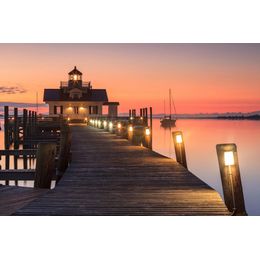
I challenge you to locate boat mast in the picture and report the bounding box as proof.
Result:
[169,88,172,119]
[172,93,177,119]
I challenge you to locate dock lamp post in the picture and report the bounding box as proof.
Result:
[128,125,134,141]
[108,121,114,132]
[103,120,108,129]
[143,127,152,149]
[172,131,187,169]
[216,144,247,215]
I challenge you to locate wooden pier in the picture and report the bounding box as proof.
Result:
[13,125,229,216]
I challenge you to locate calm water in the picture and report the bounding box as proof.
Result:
[0,118,259,215]
[152,118,260,216]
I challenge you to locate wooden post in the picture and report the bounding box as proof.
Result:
[149,107,153,149]
[34,143,56,189]
[4,106,10,150]
[172,131,187,168]
[4,106,10,185]
[14,108,19,184]
[140,108,143,117]
[28,110,32,140]
[23,109,28,169]
[31,111,35,135]
[23,109,28,143]
[14,108,19,149]
[216,143,247,215]
[143,108,147,126]
[129,109,132,118]
[133,109,136,117]
[34,111,37,134]
[127,125,133,142]
[132,126,144,146]
[143,127,152,149]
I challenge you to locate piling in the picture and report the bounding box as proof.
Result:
[149,107,153,149]
[34,143,56,189]
[172,131,187,168]
[216,143,247,215]
[23,109,28,169]
[4,106,10,184]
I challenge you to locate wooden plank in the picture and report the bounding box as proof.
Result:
[0,149,37,156]
[14,125,229,216]
[0,185,47,216]
[0,170,35,180]
[0,170,57,181]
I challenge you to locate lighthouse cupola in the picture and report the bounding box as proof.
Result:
[68,66,83,88]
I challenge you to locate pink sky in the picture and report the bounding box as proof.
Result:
[0,44,260,114]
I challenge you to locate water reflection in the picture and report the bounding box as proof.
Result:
[152,118,260,216]
[0,118,259,215]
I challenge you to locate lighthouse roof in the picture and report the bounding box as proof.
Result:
[68,66,82,75]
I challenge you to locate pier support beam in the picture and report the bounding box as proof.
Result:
[172,131,187,169]
[216,143,247,215]
[34,143,56,189]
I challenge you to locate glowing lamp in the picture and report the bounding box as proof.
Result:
[67,117,70,121]
[145,128,151,136]
[176,134,183,144]
[140,117,143,120]
[117,123,122,129]
[130,116,134,120]
[73,74,78,80]
[109,122,113,128]
[103,121,107,127]
[129,126,133,132]
[224,151,235,166]
[79,106,84,110]
[84,117,87,122]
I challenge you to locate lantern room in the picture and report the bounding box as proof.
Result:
[68,66,83,88]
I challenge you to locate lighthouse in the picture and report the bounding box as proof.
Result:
[43,66,119,122]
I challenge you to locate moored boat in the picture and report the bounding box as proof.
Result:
[160,88,177,128]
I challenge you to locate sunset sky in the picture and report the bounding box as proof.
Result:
[0,43,260,114]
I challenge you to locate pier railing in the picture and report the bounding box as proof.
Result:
[60,81,92,89]
[88,107,153,149]
[0,106,71,188]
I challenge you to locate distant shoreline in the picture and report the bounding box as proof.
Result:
[1,115,260,121]
[153,115,260,120]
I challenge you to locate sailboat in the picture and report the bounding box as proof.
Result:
[160,89,177,128]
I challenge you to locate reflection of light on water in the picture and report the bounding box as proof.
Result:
[1,117,260,214]
[152,118,260,216]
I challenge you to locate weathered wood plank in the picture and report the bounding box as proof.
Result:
[0,170,57,180]
[0,185,47,216]
[14,125,229,216]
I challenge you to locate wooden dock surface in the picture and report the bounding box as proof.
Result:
[0,185,47,216]
[14,125,229,216]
